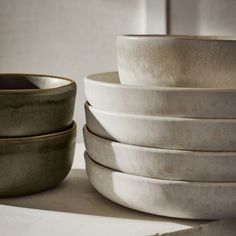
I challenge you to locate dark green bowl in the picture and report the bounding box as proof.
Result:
[0,121,76,197]
[0,74,76,137]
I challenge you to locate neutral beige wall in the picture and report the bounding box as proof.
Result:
[170,0,236,35]
[0,0,145,141]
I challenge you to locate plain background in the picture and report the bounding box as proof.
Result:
[0,0,235,142]
[169,0,236,35]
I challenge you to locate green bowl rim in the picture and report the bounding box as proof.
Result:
[0,121,77,141]
[0,73,76,93]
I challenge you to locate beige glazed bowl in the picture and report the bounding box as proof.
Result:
[0,74,76,137]
[85,72,236,118]
[85,102,236,151]
[85,153,236,220]
[0,121,76,197]
[84,126,236,181]
[117,35,236,87]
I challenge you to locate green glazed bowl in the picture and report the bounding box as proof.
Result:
[0,121,76,197]
[0,74,76,137]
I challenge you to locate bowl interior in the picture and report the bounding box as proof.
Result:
[88,72,120,84]
[0,74,72,90]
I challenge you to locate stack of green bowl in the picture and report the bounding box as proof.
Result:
[0,74,77,197]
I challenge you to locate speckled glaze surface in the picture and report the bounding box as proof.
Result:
[117,35,236,87]
[85,72,236,118]
[83,126,236,181]
[0,74,76,137]
[85,153,236,220]
[85,102,236,151]
[0,121,76,197]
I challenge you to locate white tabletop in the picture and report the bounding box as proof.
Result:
[0,143,210,236]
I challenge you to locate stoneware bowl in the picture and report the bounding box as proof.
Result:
[84,126,236,181]
[0,74,76,137]
[85,102,236,151]
[117,35,236,87]
[85,72,236,118]
[85,152,236,220]
[0,121,76,197]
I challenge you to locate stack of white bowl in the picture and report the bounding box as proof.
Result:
[84,35,236,220]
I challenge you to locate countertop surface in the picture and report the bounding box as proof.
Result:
[0,143,208,236]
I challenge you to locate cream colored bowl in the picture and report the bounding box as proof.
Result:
[84,126,236,181]
[85,153,236,219]
[117,35,236,87]
[85,72,236,118]
[85,102,236,151]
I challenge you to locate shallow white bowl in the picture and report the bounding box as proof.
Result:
[84,126,236,181]
[85,102,236,151]
[85,72,236,118]
[85,153,236,219]
[117,35,236,87]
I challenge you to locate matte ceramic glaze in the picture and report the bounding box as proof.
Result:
[85,72,236,118]
[85,153,236,220]
[0,74,76,137]
[83,126,236,181]
[85,102,236,151]
[117,35,236,87]
[0,122,76,197]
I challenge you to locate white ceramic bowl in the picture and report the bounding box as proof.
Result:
[84,126,236,181]
[117,35,236,87]
[85,153,236,219]
[85,72,236,118]
[85,102,236,151]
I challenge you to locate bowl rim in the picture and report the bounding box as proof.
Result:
[85,101,236,122]
[0,121,76,141]
[85,72,236,92]
[83,125,236,156]
[85,152,236,186]
[118,34,236,42]
[0,73,76,93]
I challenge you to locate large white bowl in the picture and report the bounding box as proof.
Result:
[85,102,236,151]
[84,72,236,118]
[117,35,236,87]
[85,153,236,219]
[84,126,236,181]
